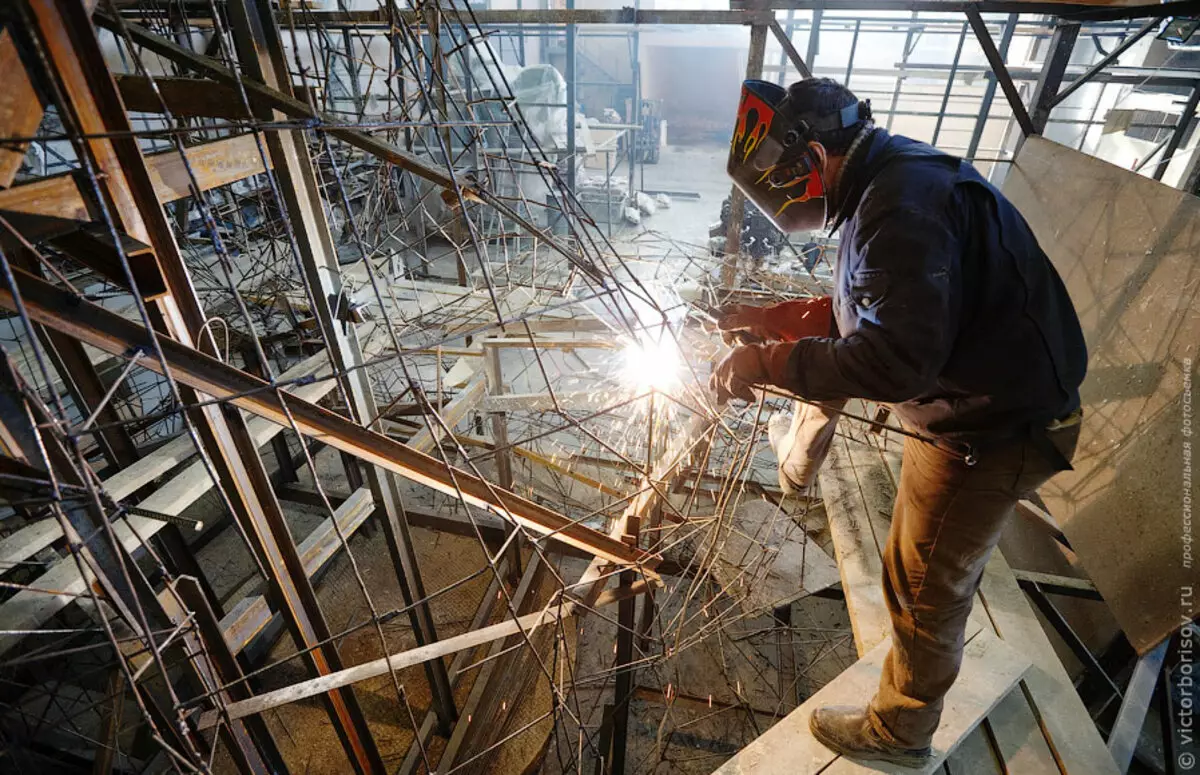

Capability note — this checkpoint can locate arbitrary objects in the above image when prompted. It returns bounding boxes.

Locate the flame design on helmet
[768,169,824,217]
[731,90,774,164]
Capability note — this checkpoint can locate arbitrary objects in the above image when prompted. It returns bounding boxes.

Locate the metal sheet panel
[1002,136,1199,654]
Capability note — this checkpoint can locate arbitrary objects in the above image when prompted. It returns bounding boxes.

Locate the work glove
[716,296,832,345]
[709,342,796,405]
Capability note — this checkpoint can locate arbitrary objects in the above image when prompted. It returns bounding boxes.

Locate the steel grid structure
[0,0,1190,773]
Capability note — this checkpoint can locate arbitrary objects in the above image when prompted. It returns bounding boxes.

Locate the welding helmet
[727,79,870,233]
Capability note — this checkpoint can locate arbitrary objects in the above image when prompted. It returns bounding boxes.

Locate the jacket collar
[827,130,959,234]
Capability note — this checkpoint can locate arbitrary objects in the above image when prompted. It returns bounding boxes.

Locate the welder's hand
[715,304,768,346]
[716,297,832,345]
[709,342,795,405]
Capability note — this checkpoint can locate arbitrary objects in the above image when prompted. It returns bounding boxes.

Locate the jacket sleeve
[785,207,960,403]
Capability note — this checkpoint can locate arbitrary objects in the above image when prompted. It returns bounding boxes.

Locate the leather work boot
[809,706,932,769]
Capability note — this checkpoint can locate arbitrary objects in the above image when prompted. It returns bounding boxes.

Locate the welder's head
[727,78,871,233]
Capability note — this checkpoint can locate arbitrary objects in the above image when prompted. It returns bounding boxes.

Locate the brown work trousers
[866,423,1079,749]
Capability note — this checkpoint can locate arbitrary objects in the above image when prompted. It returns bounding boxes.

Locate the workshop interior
[0,0,1194,773]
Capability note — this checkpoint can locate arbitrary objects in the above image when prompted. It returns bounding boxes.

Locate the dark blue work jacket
[786,130,1087,441]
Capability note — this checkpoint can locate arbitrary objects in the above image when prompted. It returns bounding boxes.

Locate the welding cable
[755,385,979,466]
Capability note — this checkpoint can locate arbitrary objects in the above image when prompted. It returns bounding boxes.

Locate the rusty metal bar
[0,267,657,571]
[226,0,458,734]
[20,2,386,770]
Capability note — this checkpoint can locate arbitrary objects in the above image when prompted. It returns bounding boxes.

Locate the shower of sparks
[619,334,683,392]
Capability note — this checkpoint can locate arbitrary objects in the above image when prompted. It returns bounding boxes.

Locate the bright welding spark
[619,336,682,392]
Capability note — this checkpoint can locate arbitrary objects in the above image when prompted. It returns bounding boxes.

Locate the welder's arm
[718,296,834,344]
[784,209,960,403]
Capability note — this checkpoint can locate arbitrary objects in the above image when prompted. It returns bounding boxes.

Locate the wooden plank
[944,726,1003,775]
[437,555,547,769]
[0,345,344,658]
[979,687,1060,774]
[218,488,375,653]
[712,631,1030,775]
[977,551,1120,774]
[818,436,894,656]
[115,75,253,118]
[711,499,840,615]
[103,347,328,501]
[406,372,486,453]
[1003,135,1199,653]
[0,269,653,572]
[0,519,61,573]
[146,133,269,203]
[819,434,1059,774]
[0,30,44,187]
[0,135,270,228]
[196,578,650,730]
[481,390,633,413]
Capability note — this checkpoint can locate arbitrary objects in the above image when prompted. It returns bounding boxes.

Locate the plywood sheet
[1002,136,1200,653]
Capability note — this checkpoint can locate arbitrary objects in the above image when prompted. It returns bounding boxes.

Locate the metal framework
[0,0,1192,773]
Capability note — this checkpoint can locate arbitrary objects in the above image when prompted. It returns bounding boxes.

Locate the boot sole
[808,714,930,770]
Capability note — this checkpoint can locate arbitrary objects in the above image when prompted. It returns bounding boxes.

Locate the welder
[710,77,1087,767]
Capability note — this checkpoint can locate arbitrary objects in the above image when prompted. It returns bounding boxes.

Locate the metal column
[1029,21,1081,134]
[965,13,1017,160]
[227,0,458,736]
[966,8,1036,138]
[931,22,969,147]
[566,0,578,195]
[721,23,768,288]
[24,2,386,770]
[1153,84,1200,182]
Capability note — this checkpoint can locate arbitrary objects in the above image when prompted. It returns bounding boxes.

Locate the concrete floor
[597,144,731,250]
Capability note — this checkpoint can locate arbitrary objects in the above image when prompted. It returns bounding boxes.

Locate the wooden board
[977,551,1120,774]
[218,488,375,653]
[712,631,1030,775]
[818,436,895,656]
[1002,136,1199,653]
[0,335,362,657]
[0,520,61,574]
[818,435,1080,774]
[711,499,840,614]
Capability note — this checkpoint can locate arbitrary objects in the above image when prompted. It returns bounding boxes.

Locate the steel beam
[733,0,1188,20]
[1029,21,1081,134]
[0,355,233,770]
[566,0,578,195]
[966,13,1017,160]
[806,6,823,68]
[91,11,451,190]
[435,556,546,770]
[214,4,1194,25]
[1052,19,1157,107]
[966,8,1036,138]
[196,578,650,729]
[0,268,657,571]
[770,19,813,79]
[931,22,969,146]
[169,577,287,774]
[1153,85,1200,181]
[226,0,458,735]
[1109,638,1170,771]
[92,12,606,286]
[21,2,386,770]
[722,23,769,288]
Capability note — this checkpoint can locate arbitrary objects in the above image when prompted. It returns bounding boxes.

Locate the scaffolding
[0,0,1190,773]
